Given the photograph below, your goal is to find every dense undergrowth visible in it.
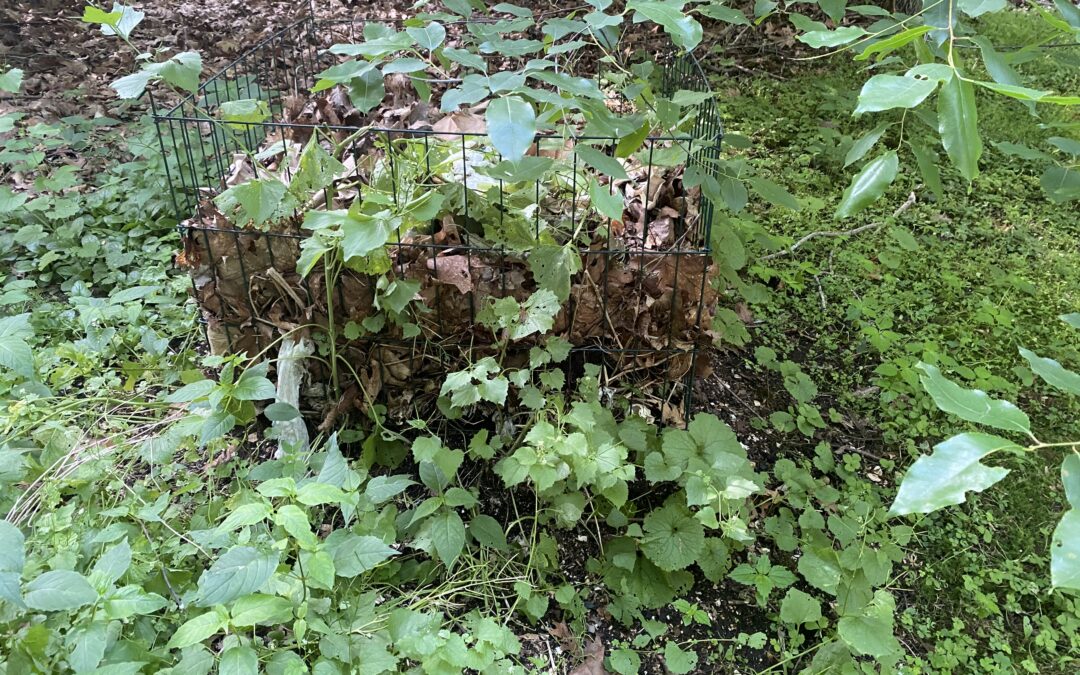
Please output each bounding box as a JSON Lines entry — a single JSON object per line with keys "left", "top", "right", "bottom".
{"left": 1, "top": 4, "right": 1079, "bottom": 675}
{"left": 726, "top": 11, "right": 1080, "bottom": 672}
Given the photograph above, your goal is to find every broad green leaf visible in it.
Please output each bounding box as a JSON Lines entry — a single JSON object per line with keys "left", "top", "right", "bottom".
{"left": 348, "top": 68, "right": 386, "bottom": 114}
{"left": 217, "top": 502, "right": 272, "bottom": 532}
{"left": 889, "top": 433, "right": 1018, "bottom": 516}
{"left": 486, "top": 96, "right": 535, "bottom": 162}
{"left": 1052, "top": 510, "right": 1080, "bottom": 591}
{"left": 0, "top": 313, "right": 34, "bottom": 378}
{"left": 99, "top": 3, "right": 144, "bottom": 40}
{"left": 509, "top": 288, "right": 560, "bottom": 340}
{"left": 576, "top": 145, "right": 629, "bottom": 180}
{"left": 834, "top": 151, "right": 898, "bottom": 219}
{"left": 844, "top": 123, "right": 890, "bottom": 167}
{"left": 215, "top": 178, "right": 289, "bottom": 228}
{"left": 837, "top": 590, "right": 900, "bottom": 658}
{"left": 219, "top": 99, "right": 270, "bottom": 127}
{"left": 264, "top": 402, "right": 300, "bottom": 422}
{"left": 365, "top": 475, "right": 415, "bottom": 503}
{"left": 229, "top": 593, "right": 293, "bottom": 627}
{"left": 0, "top": 520, "right": 24, "bottom": 573}
{"left": 1061, "top": 451, "right": 1080, "bottom": 511}
{"left": 627, "top": 1, "right": 703, "bottom": 51}
{"left": 1057, "top": 0, "right": 1080, "bottom": 28}
{"left": 0, "top": 185, "right": 28, "bottom": 212}
{"left": 157, "top": 51, "right": 203, "bottom": 94}
{"left": 780, "top": 587, "right": 823, "bottom": 624}
{"left": 312, "top": 59, "right": 378, "bottom": 92}
{"left": 530, "top": 244, "right": 582, "bottom": 302}
{"left": 1062, "top": 313, "right": 1080, "bottom": 329}
{"left": 443, "top": 47, "right": 487, "bottom": 71}
{"left": 275, "top": 505, "right": 318, "bottom": 550}
{"left": 1041, "top": 165, "right": 1080, "bottom": 203}
{"left": 697, "top": 4, "right": 750, "bottom": 25}
{"left": 1049, "top": 136, "right": 1080, "bottom": 156}
{"left": 479, "top": 156, "right": 553, "bottom": 183}
{"left": 798, "top": 26, "right": 867, "bottom": 48}
{"left": 90, "top": 539, "right": 132, "bottom": 587}
{"left": 938, "top": 74, "right": 982, "bottom": 182}
{"left": 663, "top": 641, "right": 698, "bottom": 674}
{"left": 330, "top": 32, "right": 415, "bottom": 58}
{"left": 910, "top": 140, "right": 944, "bottom": 200}
{"left": 641, "top": 504, "right": 705, "bottom": 572}
{"left": 333, "top": 534, "right": 397, "bottom": 577}
{"left": 382, "top": 58, "right": 428, "bottom": 75}
{"left": 429, "top": 510, "right": 466, "bottom": 566}
{"left": 589, "top": 177, "right": 625, "bottom": 223}
{"left": 958, "top": 0, "right": 1006, "bottom": 17}
{"left": 0, "top": 572, "right": 21, "bottom": 607}
{"left": 855, "top": 26, "right": 934, "bottom": 61}
{"left": 220, "top": 646, "right": 258, "bottom": 675}
{"left": 82, "top": 7, "right": 122, "bottom": 29}
{"left": 470, "top": 515, "right": 508, "bottom": 550}
{"left": 166, "top": 608, "right": 228, "bottom": 649}
{"left": 989, "top": 139, "right": 1049, "bottom": 160}
{"left": 1019, "top": 348, "right": 1080, "bottom": 396}
{"left": 972, "top": 80, "right": 1050, "bottom": 102}
{"left": 103, "top": 585, "right": 168, "bottom": 619}
{"left": 111, "top": 70, "right": 155, "bottom": 99}
{"left": 406, "top": 21, "right": 446, "bottom": 51}
{"left": 916, "top": 362, "right": 1031, "bottom": 434}
{"left": 0, "top": 68, "right": 23, "bottom": 93}
{"left": 194, "top": 546, "right": 278, "bottom": 606}
{"left": 199, "top": 411, "right": 236, "bottom": 446}
{"left": 231, "top": 372, "right": 276, "bottom": 401}
{"left": 295, "top": 482, "right": 347, "bottom": 506}
{"left": 164, "top": 378, "right": 215, "bottom": 403}
{"left": 855, "top": 75, "right": 938, "bottom": 114}
{"left": 23, "top": 570, "right": 98, "bottom": 611}
{"left": 747, "top": 177, "right": 801, "bottom": 210}
{"left": 69, "top": 621, "right": 108, "bottom": 673}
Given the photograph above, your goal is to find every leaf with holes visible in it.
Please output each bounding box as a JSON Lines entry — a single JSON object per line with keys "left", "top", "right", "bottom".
{"left": 856, "top": 75, "right": 938, "bottom": 114}
{"left": 889, "top": 433, "right": 1019, "bottom": 516}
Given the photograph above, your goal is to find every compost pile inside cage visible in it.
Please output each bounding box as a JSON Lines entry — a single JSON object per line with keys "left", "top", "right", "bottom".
{"left": 172, "top": 36, "right": 720, "bottom": 419}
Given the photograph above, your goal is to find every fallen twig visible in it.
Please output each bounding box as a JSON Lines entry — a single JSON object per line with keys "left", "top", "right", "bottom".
{"left": 760, "top": 191, "right": 917, "bottom": 261}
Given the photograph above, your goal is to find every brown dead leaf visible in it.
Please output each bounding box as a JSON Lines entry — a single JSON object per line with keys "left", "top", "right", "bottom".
{"left": 547, "top": 622, "right": 581, "bottom": 659}
{"left": 432, "top": 111, "right": 486, "bottom": 139}
{"left": 568, "top": 638, "right": 607, "bottom": 675}
{"left": 427, "top": 255, "right": 474, "bottom": 294}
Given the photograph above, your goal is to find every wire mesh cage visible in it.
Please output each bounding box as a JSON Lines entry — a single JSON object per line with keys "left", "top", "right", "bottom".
{"left": 151, "top": 10, "right": 723, "bottom": 424}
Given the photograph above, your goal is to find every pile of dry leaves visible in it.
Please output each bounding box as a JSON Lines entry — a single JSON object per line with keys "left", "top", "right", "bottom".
{"left": 170, "top": 17, "right": 720, "bottom": 421}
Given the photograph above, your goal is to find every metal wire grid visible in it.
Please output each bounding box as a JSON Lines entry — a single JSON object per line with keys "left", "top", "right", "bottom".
{"left": 150, "top": 12, "right": 723, "bottom": 421}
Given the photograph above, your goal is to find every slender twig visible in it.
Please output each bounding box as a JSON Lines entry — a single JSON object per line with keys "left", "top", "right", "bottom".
{"left": 760, "top": 191, "right": 916, "bottom": 261}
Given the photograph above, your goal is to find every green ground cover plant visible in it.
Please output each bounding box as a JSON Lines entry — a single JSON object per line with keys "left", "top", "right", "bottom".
{"left": 0, "top": 1, "right": 1078, "bottom": 673}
